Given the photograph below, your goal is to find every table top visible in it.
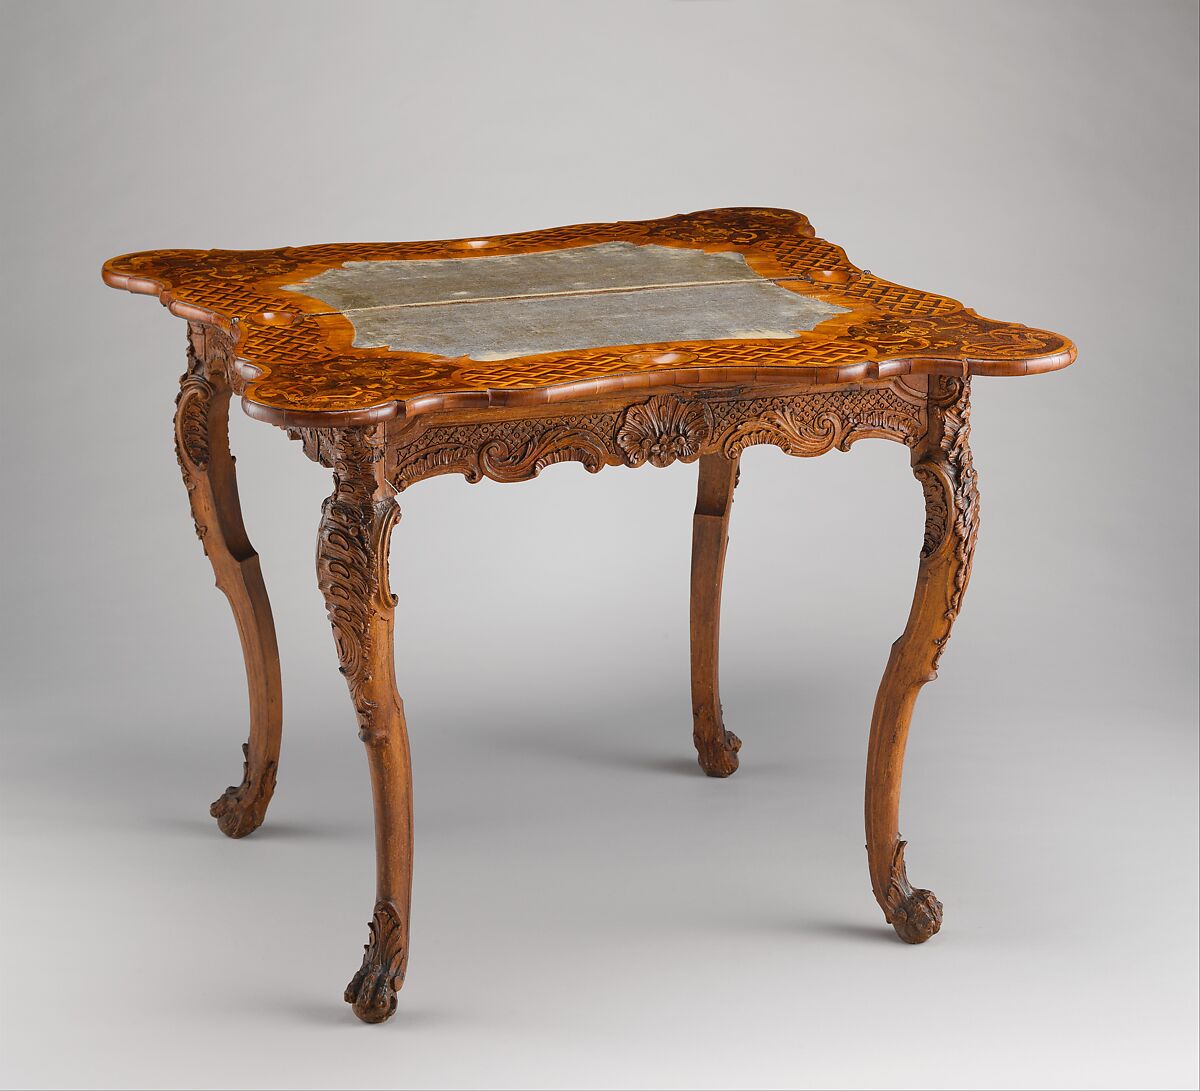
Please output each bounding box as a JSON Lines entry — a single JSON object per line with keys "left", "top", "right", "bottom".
{"left": 103, "top": 207, "right": 1075, "bottom": 427}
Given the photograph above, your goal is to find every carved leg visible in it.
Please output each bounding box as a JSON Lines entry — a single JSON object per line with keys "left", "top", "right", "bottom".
{"left": 317, "top": 428, "right": 411, "bottom": 1025}
{"left": 865, "top": 377, "right": 979, "bottom": 943}
{"left": 175, "top": 325, "right": 282, "bottom": 838}
{"left": 691, "top": 452, "right": 743, "bottom": 777}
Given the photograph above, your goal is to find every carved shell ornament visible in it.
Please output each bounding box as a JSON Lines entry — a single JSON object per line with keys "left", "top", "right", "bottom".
{"left": 617, "top": 395, "right": 713, "bottom": 468}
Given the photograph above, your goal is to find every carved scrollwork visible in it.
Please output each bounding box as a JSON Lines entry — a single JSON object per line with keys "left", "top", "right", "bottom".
{"left": 939, "top": 382, "right": 979, "bottom": 621}
{"left": 176, "top": 323, "right": 242, "bottom": 491}
{"left": 722, "top": 405, "right": 840, "bottom": 458}
{"left": 384, "top": 383, "right": 927, "bottom": 492}
{"left": 174, "top": 343, "right": 217, "bottom": 545}
{"left": 172, "top": 322, "right": 285, "bottom": 842}
{"left": 316, "top": 428, "right": 399, "bottom": 746}
{"left": 174, "top": 376, "right": 212, "bottom": 477}
{"left": 395, "top": 442, "right": 481, "bottom": 485}
{"left": 345, "top": 900, "right": 408, "bottom": 1024}
{"left": 914, "top": 464, "right": 950, "bottom": 559}
{"left": 480, "top": 426, "right": 611, "bottom": 480}
{"left": 286, "top": 426, "right": 337, "bottom": 468}
{"left": 913, "top": 376, "right": 979, "bottom": 670}
{"left": 930, "top": 375, "right": 966, "bottom": 408}
{"left": 720, "top": 390, "right": 923, "bottom": 458}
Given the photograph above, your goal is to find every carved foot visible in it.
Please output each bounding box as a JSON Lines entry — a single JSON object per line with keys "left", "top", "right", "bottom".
{"left": 891, "top": 887, "right": 943, "bottom": 944}
{"left": 209, "top": 742, "right": 277, "bottom": 839}
{"left": 345, "top": 901, "right": 407, "bottom": 1024}
{"left": 882, "top": 840, "right": 943, "bottom": 944}
{"left": 695, "top": 722, "right": 742, "bottom": 778}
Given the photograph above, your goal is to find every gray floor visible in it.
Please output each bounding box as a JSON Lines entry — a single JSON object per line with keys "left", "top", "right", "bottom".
{"left": 2, "top": 445, "right": 1197, "bottom": 1090}
{"left": 2, "top": 2, "right": 1197, "bottom": 1088}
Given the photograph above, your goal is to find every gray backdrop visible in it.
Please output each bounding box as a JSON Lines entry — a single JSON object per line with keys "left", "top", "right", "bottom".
{"left": 1, "top": 2, "right": 1196, "bottom": 1089}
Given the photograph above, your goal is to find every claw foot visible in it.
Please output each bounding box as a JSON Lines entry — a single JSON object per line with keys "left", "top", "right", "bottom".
{"left": 696, "top": 726, "right": 742, "bottom": 778}
{"left": 345, "top": 901, "right": 407, "bottom": 1024}
{"left": 345, "top": 965, "right": 399, "bottom": 1024}
{"left": 883, "top": 839, "right": 943, "bottom": 944}
{"left": 209, "top": 742, "right": 277, "bottom": 838}
{"left": 890, "top": 888, "right": 944, "bottom": 944}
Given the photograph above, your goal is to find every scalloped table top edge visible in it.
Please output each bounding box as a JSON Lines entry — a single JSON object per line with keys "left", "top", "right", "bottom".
{"left": 102, "top": 207, "right": 1076, "bottom": 429}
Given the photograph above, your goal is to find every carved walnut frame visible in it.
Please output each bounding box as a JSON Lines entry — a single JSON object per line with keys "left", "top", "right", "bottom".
{"left": 177, "top": 315, "right": 979, "bottom": 1023}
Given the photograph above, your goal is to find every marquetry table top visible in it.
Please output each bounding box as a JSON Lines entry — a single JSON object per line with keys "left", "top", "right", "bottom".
{"left": 102, "top": 207, "right": 1075, "bottom": 428}
{"left": 101, "top": 205, "right": 1078, "bottom": 1023}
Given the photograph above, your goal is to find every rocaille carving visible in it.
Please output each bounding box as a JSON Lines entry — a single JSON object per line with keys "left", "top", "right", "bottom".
{"left": 174, "top": 322, "right": 283, "bottom": 841}
{"left": 174, "top": 375, "right": 212, "bottom": 477}
{"left": 209, "top": 742, "right": 278, "bottom": 839}
{"left": 370, "top": 382, "right": 926, "bottom": 492}
{"left": 101, "top": 211, "right": 1078, "bottom": 1025}
{"left": 285, "top": 426, "right": 337, "bottom": 468}
{"left": 315, "top": 428, "right": 398, "bottom": 747}
{"left": 914, "top": 376, "right": 979, "bottom": 669}
{"left": 866, "top": 375, "right": 981, "bottom": 945}
{"left": 345, "top": 900, "right": 408, "bottom": 1024}
{"left": 480, "top": 426, "right": 611, "bottom": 480}
{"left": 939, "top": 380, "right": 979, "bottom": 625}
{"left": 617, "top": 395, "right": 713, "bottom": 467}
{"left": 175, "top": 325, "right": 242, "bottom": 542}
{"left": 175, "top": 337, "right": 212, "bottom": 469}
{"left": 174, "top": 339, "right": 216, "bottom": 543}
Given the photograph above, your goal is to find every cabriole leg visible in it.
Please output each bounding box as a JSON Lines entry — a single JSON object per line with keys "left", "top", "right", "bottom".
{"left": 175, "top": 325, "right": 282, "bottom": 838}
{"left": 865, "top": 376, "right": 979, "bottom": 942}
{"left": 316, "top": 428, "right": 412, "bottom": 1025}
{"left": 690, "top": 451, "right": 742, "bottom": 777}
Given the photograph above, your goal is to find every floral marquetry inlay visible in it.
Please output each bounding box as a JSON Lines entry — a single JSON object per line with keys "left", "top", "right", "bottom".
{"left": 103, "top": 208, "right": 1076, "bottom": 428}
{"left": 103, "top": 208, "right": 1078, "bottom": 1023}
{"left": 350, "top": 381, "right": 930, "bottom": 492}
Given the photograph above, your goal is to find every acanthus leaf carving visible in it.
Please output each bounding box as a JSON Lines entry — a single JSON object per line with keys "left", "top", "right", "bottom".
{"left": 940, "top": 382, "right": 979, "bottom": 623}
{"left": 286, "top": 426, "right": 337, "bottom": 468}
{"left": 913, "top": 376, "right": 979, "bottom": 670}
{"left": 914, "top": 463, "right": 950, "bottom": 559}
{"left": 209, "top": 741, "right": 278, "bottom": 839}
{"left": 480, "top": 426, "right": 610, "bottom": 480}
{"left": 173, "top": 322, "right": 285, "bottom": 843}
{"left": 174, "top": 376, "right": 212, "bottom": 477}
{"left": 722, "top": 405, "right": 840, "bottom": 458}
{"left": 344, "top": 900, "right": 407, "bottom": 1024}
{"left": 385, "top": 383, "right": 927, "bottom": 493}
{"left": 316, "top": 427, "right": 399, "bottom": 747}
{"left": 174, "top": 334, "right": 219, "bottom": 544}
{"left": 883, "top": 838, "right": 943, "bottom": 944}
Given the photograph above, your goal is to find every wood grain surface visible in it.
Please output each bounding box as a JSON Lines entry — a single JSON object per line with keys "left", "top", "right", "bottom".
{"left": 105, "top": 211, "right": 1075, "bottom": 1024}
{"left": 104, "top": 208, "right": 1075, "bottom": 427}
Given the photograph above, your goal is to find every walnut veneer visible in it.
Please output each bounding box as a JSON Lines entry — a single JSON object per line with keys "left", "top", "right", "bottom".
{"left": 103, "top": 207, "right": 1075, "bottom": 1023}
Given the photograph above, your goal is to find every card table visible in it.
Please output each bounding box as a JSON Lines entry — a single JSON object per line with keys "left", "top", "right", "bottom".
{"left": 103, "top": 208, "right": 1075, "bottom": 1023}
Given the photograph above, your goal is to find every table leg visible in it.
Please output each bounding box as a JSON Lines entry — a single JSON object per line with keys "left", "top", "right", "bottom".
{"left": 175, "top": 337, "right": 282, "bottom": 838}
{"left": 691, "top": 452, "right": 743, "bottom": 777}
{"left": 865, "top": 377, "right": 979, "bottom": 943}
{"left": 316, "top": 429, "right": 412, "bottom": 1025}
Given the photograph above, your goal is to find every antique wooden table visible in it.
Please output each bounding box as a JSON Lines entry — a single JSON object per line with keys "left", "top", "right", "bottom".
{"left": 103, "top": 208, "right": 1075, "bottom": 1023}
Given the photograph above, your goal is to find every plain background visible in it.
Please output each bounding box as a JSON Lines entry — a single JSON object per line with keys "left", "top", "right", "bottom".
{"left": 1, "top": 2, "right": 1197, "bottom": 1089}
